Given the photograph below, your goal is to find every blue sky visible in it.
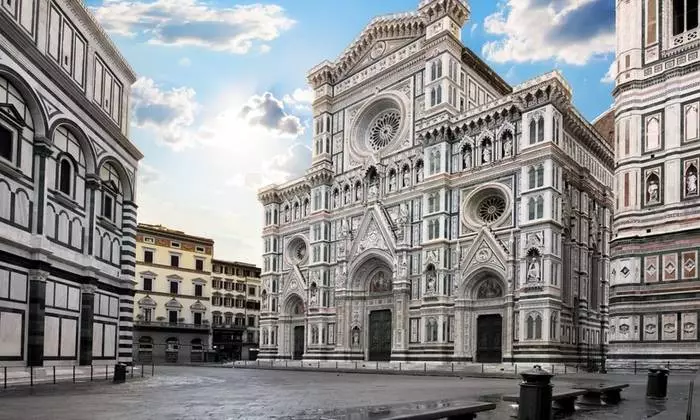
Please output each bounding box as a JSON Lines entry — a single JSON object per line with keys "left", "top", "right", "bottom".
{"left": 88, "top": 0, "right": 616, "bottom": 265}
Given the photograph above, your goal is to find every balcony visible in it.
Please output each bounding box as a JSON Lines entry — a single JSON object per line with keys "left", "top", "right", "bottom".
{"left": 134, "top": 319, "right": 210, "bottom": 331}
{"left": 211, "top": 322, "right": 247, "bottom": 331}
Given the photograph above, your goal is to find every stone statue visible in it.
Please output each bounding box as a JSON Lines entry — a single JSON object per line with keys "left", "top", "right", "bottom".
{"left": 503, "top": 136, "right": 513, "bottom": 157}
{"left": 527, "top": 257, "right": 541, "bottom": 283}
{"left": 687, "top": 170, "right": 698, "bottom": 196}
{"left": 389, "top": 172, "right": 396, "bottom": 192}
{"left": 462, "top": 147, "right": 471, "bottom": 170}
{"left": 402, "top": 169, "right": 410, "bottom": 187}
{"left": 648, "top": 180, "right": 659, "bottom": 202}
{"left": 482, "top": 143, "right": 492, "bottom": 164}
{"left": 417, "top": 165, "right": 424, "bottom": 182}
{"left": 310, "top": 287, "right": 318, "bottom": 306}
{"left": 262, "top": 296, "right": 268, "bottom": 310}
{"left": 333, "top": 191, "right": 339, "bottom": 208}
{"left": 352, "top": 328, "right": 360, "bottom": 346}
{"left": 355, "top": 185, "right": 362, "bottom": 201}
{"left": 399, "top": 255, "right": 408, "bottom": 278}
{"left": 426, "top": 271, "right": 436, "bottom": 293}
{"left": 398, "top": 203, "right": 409, "bottom": 224}
{"left": 344, "top": 187, "right": 351, "bottom": 204}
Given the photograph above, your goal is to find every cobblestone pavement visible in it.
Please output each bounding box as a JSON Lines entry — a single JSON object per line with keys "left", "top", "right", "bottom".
{"left": 0, "top": 366, "right": 693, "bottom": 419}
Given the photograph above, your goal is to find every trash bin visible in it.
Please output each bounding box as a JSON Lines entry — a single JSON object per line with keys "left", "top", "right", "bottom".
{"left": 113, "top": 363, "right": 127, "bottom": 383}
{"left": 646, "top": 367, "right": 669, "bottom": 399}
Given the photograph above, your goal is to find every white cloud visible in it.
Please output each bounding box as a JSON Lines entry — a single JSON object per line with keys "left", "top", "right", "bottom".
{"left": 239, "top": 92, "right": 304, "bottom": 136}
{"left": 283, "top": 87, "right": 314, "bottom": 111}
{"left": 137, "top": 162, "right": 161, "bottom": 186}
{"left": 482, "top": 0, "right": 615, "bottom": 65}
{"left": 601, "top": 59, "right": 616, "bottom": 83}
{"left": 130, "top": 77, "right": 199, "bottom": 150}
{"left": 91, "top": 0, "right": 295, "bottom": 54}
{"left": 266, "top": 143, "right": 312, "bottom": 179}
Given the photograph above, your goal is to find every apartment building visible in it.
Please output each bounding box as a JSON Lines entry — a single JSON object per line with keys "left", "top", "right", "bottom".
{"left": 133, "top": 224, "right": 213, "bottom": 364}
{"left": 211, "top": 259, "right": 261, "bottom": 361}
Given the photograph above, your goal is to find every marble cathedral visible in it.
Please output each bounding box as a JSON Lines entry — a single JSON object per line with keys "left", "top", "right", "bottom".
{"left": 258, "top": 0, "right": 614, "bottom": 365}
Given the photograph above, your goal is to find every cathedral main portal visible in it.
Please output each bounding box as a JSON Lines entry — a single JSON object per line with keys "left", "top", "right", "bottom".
{"left": 476, "top": 314, "right": 502, "bottom": 363}
{"left": 368, "top": 310, "right": 392, "bottom": 361}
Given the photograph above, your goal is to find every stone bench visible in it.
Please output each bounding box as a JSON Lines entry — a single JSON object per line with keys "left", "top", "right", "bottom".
{"left": 322, "top": 400, "right": 497, "bottom": 420}
{"left": 503, "top": 389, "right": 586, "bottom": 414}
{"left": 571, "top": 383, "right": 629, "bottom": 405}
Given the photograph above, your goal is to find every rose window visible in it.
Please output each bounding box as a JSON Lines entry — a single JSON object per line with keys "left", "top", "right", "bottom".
{"left": 368, "top": 111, "right": 401, "bottom": 151}
{"left": 287, "top": 238, "right": 308, "bottom": 265}
{"left": 478, "top": 196, "right": 506, "bottom": 223}
{"left": 295, "top": 244, "right": 306, "bottom": 261}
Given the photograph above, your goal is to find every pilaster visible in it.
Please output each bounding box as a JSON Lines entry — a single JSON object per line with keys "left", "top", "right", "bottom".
{"left": 32, "top": 136, "right": 53, "bottom": 236}
{"left": 79, "top": 281, "right": 97, "bottom": 365}
{"left": 27, "top": 268, "right": 49, "bottom": 367}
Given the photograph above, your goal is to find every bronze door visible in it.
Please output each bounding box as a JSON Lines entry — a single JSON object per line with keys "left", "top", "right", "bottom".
{"left": 293, "top": 326, "right": 304, "bottom": 360}
{"left": 476, "top": 314, "right": 502, "bottom": 363}
{"left": 369, "top": 310, "right": 392, "bottom": 361}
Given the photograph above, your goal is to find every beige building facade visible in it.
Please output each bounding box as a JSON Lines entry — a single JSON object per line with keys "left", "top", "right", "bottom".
{"left": 133, "top": 224, "right": 213, "bottom": 364}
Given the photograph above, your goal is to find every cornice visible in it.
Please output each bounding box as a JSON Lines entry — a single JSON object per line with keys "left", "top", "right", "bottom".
{"left": 0, "top": 15, "right": 143, "bottom": 161}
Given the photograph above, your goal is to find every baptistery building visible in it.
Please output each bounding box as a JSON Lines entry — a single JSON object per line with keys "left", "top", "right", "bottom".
{"left": 258, "top": 0, "right": 614, "bottom": 365}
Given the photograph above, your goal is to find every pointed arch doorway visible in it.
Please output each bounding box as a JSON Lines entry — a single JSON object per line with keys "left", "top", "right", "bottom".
{"left": 473, "top": 276, "right": 505, "bottom": 363}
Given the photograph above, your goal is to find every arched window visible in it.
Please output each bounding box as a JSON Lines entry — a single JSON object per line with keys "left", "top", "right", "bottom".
{"left": 646, "top": 116, "right": 661, "bottom": 150}
{"left": 427, "top": 192, "right": 438, "bottom": 213}
{"left": 550, "top": 312, "right": 558, "bottom": 340}
{"left": 426, "top": 318, "right": 438, "bottom": 342}
{"left": 528, "top": 196, "right": 544, "bottom": 220}
{"left": 58, "top": 158, "right": 73, "bottom": 195}
{"left": 685, "top": 103, "right": 699, "bottom": 141}
{"left": 529, "top": 119, "right": 537, "bottom": 145}
{"left": 526, "top": 313, "right": 542, "bottom": 340}
{"left": 537, "top": 116, "right": 545, "bottom": 142}
{"left": 529, "top": 164, "right": 544, "bottom": 189}
{"left": 284, "top": 205, "right": 290, "bottom": 223}
{"left": 165, "top": 337, "right": 179, "bottom": 352}
{"left": 293, "top": 202, "right": 300, "bottom": 220}
{"left": 303, "top": 199, "right": 309, "bottom": 216}
{"left": 429, "top": 149, "right": 441, "bottom": 174}
{"left": 100, "top": 162, "right": 122, "bottom": 222}
{"left": 673, "top": 0, "right": 699, "bottom": 36}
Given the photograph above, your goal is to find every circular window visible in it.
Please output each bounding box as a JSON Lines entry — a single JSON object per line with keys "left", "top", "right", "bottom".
{"left": 368, "top": 110, "right": 401, "bottom": 151}
{"left": 287, "top": 237, "right": 308, "bottom": 265}
{"left": 478, "top": 195, "right": 506, "bottom": 223}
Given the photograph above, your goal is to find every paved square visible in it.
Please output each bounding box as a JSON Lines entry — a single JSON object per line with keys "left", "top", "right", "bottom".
{"left": 0, "top": 367, "right": 692, "bottom": 419}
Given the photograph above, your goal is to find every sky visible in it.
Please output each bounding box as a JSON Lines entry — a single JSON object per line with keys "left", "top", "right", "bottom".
{"left": 87, "top": 0, "right": 616, "bottom": 266}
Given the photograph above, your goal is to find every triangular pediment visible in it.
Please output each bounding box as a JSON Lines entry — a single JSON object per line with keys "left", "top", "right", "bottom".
{"left": 342, "top": 36, "right": 420, "bottom": 79}
{"left": 461, "top": 228, "right": 508, "bottom": 276}
{"left": 281, "top": 266, "right": 306, "bottom": 301}
{"left": 0, "top": 104, "right": 23, "bottom": 125}
{"left": 349, "top": 204, "right": 396, "bottom": 259}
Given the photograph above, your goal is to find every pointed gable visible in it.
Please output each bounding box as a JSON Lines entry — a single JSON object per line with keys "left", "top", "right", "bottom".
{"left": 349, "top": 204, "right": 397, "bottom": 259}
{"left": 461, "top": 227, "right": 508, "bottom": 276}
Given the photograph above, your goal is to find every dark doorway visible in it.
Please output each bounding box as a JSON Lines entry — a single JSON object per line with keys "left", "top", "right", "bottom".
{"left": 476, "top": 314, "right": 502, "bottom": 363}
{"left": 369, "top": 310, "right": 392, "bottom": 361}
{"left": 293, "top": 326, "right": 304, "bottom": 360}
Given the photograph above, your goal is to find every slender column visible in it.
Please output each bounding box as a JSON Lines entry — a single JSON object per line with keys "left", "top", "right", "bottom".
{"left": 32, "top": 138, "right": 53, "bottom": 235}
{"left": 118, "top": 200, "right": 138, "bottom": 364}
{"left": 454, "top": 300, "right": 467, "bottom": 360}
{"left": 85, "top": 175, "right": 101, "bottom": 255}
{"left": 27, "top": 269, "right": 49, "bottom": 366}
{"left": 79, "top": 282, "right": 97, "bottom": 365}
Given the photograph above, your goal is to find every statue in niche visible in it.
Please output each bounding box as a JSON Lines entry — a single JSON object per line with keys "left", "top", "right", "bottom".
{"left": 397, "top": 203, "right": 409, "bottom": 224}
{"left": 355, "top": 184, "right": 362, "bottom": 201}
{"left": 426, "top": 271, "right": 436, "bottom": 294}
{"left": 402, "top": 168, "right": 410, "bottom": 187}
{"left": 389, "top": 172, "right": 396, "bottom": 192}
{"left": 262, "top": 296, "right": 268, "bottom": 310}
{"left": 503, "top": 134, "right": 513, "bottom": 157}
{"left": 284, "top": 207, "right": 290, "bottom": 222}
{"left": 303, "top": 200, "right": 309, "bottom": 215}
{"left": 336, "top": 264, "right": 347, "bottom": 287}
{"left": 527, "top": 257, "right": 541, "bottom": 283}
{"left": 310, "top": 287, "right": 318, "bottom": 306}
{"left": 352, "top": 327, "right": 360, "bottom": 346}
{"left": 647, "top": 178, "right": 659, "bottom": 203}
{"left": 344, "top": 187, "right": 351, "bottom": 204}
{"left": 417, "top": 164, "right": 424, "bottom": 182}
{"left": 399, "top": 255, "right": 408, "bottom": 278}
{"left": 477, "top": 279, "right": 503, "bottom": 299}
{"left": 370, "top": 271, "right": 391, "bottom": 292}
{"left": 482, "top": 142, "right": 492, "bottom": 164}
{"left": 686, "top": 167, "right": 698, "bottom": 196}
{"left": 462, "top": 146, "right": 472, "bottom": 170}
{"left": 332, "top": 191, "right": 339, "bottom": 208}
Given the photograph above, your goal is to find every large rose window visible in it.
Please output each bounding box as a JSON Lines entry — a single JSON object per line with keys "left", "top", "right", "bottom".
{"left": 287, "top": 237, "right": 308, "bottom": 265}
{"left": 368, "top": 110, "right": 401, "bottom": 151}
{"left": 478, "top": 196, "right": 506, "bottom": 223}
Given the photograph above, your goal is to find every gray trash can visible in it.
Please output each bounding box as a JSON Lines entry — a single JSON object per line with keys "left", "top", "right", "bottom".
{"left": 646, "top": 367, "right": 669, "bottom": 399}
{"left": 113, "top": 364, "right": 127, "bottom": 383}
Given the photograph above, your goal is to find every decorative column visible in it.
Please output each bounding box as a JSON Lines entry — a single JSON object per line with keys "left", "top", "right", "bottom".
{"left": 85, "top": 174, "right": 101, "bottom": 255}
{"left": 391, "top": 252, "right": 410, "bottom": 358}
{"left": 27, "top": 268, "right": 50, "bottom": 366}
{"left": 118, "top": 200, "right": 138, "bottom": 364}
{"left": 79, "top": 281, "right": 97, "bottom": 365}
{"left": 31, "top": 137, "right": 53, "bottom": 236}
{"left": 453, "top": 299, "right": 467, "bottom": 361}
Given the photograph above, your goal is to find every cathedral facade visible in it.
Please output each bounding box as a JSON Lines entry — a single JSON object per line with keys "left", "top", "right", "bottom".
{"left": 608, "top": 0, "right": 700, "bottom": 368}
{"left": 258, "top": 0, "right": 614, "bottom": 365}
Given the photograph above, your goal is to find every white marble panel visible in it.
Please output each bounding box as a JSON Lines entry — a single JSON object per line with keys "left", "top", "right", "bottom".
{"left": 9, "top": 272, "right": 26, "bottom": 302}
{"left": 0, "top": 311, "right": 23, "bottom": 357}
{"left": 103, "top": 324, "right": 116, "bottom": 357}
{"left": 43, "top": 316, "right": 59, "bottom": 357}
{"left": 109, "top": 297, "right": 118, "bottom": 318}
{"left": 45, "top": 281, "right": 55, "bottom": 306}
{"left": 67, "top": 286, "right": 80, "bottom": 311}
{"left": 60, "top": 318, "right": 77, "bottom": 357}
{"left": 0, "top": 269, "right": 9, "bottom": 299}
{"left": 54, "top": 283, "right": 67, "bottom": 308}
{"left": 100, "top": 295, "right": 109, "bottom": 316}
{"left": 643, "top": 315, "right": 658, "bottom": 341}
{"left": 682, "top": 313, "right": 698, "bottom": 340}
{"left": 92, "top": 322, "right": 103, "bottom": 358}
{"left": 662, "top": 314, "right": 677, "bottom": 341}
